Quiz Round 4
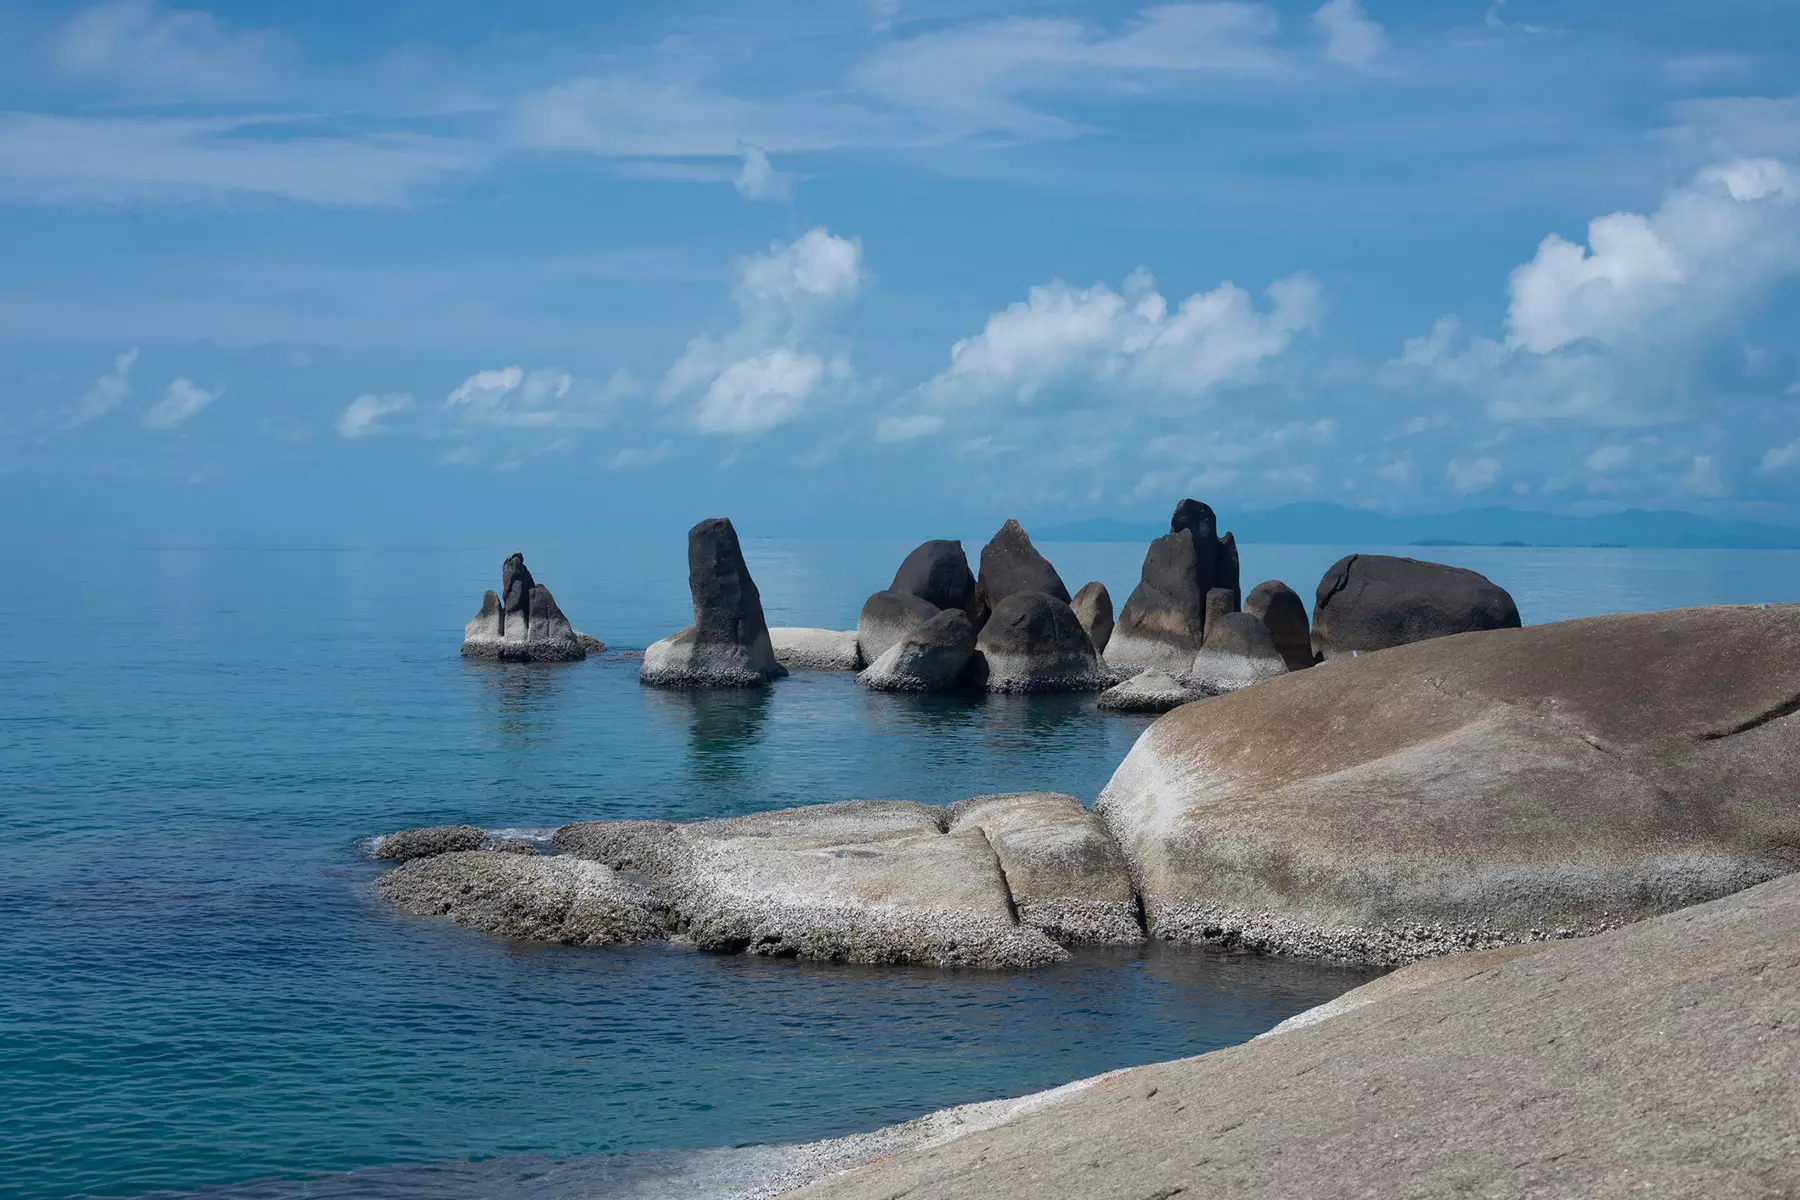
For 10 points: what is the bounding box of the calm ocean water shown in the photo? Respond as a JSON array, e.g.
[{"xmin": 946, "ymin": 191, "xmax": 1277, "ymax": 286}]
[{"xmin": 5, "ymin": 535, "xmax": 1798, "ymax": 1199}]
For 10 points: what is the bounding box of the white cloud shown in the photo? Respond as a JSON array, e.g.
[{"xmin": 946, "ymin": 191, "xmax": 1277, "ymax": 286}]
[
  {"xmin": 444, "ymin": 366, "xmax": 632, "ymax": 428},
  {"xmin": 337, "ymin": 393, "xmax": 411, "ymax": 438},
  {"xmin": 1683, "ymin": 454, "xmax": 1726, "ymax": 497},
  {"xmin": 1763, "ymin": 438, "xmax": 1800, "ymax": 473},
  {"xmin": 734, "ymin": 146, "xmax": 793, "ymax": 202},
  {"xmin": 1446, "ymin": 455, "xmax": 1502, "ymax": 493},
  {"xmin": 900, "ymin": 267, "xmax": 1321, "ymax": 420},
  {"xmin": 0, "ymin": 115, "xmax": 483, "ymax": 206},
  {"xmin": 1312, "ymin": 0, "xmax": 1387, "ymax": 69},
  {"xmin": 57, "ymin": 0, "xmax": 289, "ymax": 96},
  {"xmin": 142, "ymin": 377, "xmax": 218, "ymax": 429},
  {"xmin": 875, "ymin": 413, "xmax": 946, "ymax": 442},
  {"xmin": 608, "ymin": 440, "xmax": 674, "ymax": 469},
  {"xmin": 663, "ymin": 228, "xmax": 864, "ymax": 436},
  {"xmin": 62, "ymin": 346, "xmax": 139, "ymax": 428},
  {"xmin": 1585, "ymin": 444, "xmax": 1632, "ymax": 471}
]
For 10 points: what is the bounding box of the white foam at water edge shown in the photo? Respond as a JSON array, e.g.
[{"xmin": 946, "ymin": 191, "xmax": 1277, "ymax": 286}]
[{"xmin": 485, "ymin": 827, "xmax": 557, "ymax": 845}]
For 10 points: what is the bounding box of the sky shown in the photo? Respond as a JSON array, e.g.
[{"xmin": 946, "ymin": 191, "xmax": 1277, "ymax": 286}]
[{"xmin": 3, "ymin": 0, "xmax": 1799, "ymax": 536}]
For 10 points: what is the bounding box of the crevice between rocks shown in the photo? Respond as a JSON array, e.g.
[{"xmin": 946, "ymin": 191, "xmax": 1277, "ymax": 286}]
[
  {"xmin": 978, "ymin": 826, "xmax": 1023, "ymax": 925},
  {"xmin": 1701, "ymin": 691, "xmax": 1800, "ymax": 741}
]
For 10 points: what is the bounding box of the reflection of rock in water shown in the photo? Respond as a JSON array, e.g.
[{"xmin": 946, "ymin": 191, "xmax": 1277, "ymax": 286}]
[
  {"xmin": 645, "ymin": 687, "xmax": 771, "ymax": 778},
  {"xmin": 469, "ymin": 660, "xmax": 569, "ymax": 740}
]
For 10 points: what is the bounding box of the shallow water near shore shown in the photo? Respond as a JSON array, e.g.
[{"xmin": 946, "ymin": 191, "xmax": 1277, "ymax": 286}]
[{"xmin": 5, "ymin": 536, "xmax": 1798, "ymax": 1198}]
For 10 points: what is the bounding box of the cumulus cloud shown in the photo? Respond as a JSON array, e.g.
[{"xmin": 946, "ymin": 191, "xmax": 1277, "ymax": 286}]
[
  {"xmin": 879, "ymin": 267, "xmax": 1321, "ymax": 439},
  {"xmin": 1764, "ymin": 438, "xmax": 1800, "ymax": 473},
  {"xmin": 734, "ymin": 146, "xmax": 793, "ymax": 202},
  {"xmin": 337, "ymin": 393, "xmax": 411, "ymax": 438},
  {"xmin": 142, "ymin": 377, "xmax": 218, "ymax": 429},
  {"xmin": 1312, "ymin": 0, "xmax": 1387, "ymax": 69},
  {"xmin": 57, "ymin": 0, "xmax": 289, "ymax": 96},
  {"xmin": 663, "ymin": 228, "xmax": 863, "ymax": 436},
  {"xmin": 444, "ymin": 366, "xmax": 634, "ymax": 428},
  {"xmin": 1446, "ymin": 455, "xmax": 1502, "ymax": 493},
  {"xmin": 62, "ymin": 346, "xmax": 139, "ymax": 428}
]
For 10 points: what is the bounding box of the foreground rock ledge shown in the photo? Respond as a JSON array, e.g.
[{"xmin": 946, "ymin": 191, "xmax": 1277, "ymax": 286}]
[
  {"xmin": 781, "ymin": 870, "xmax": 1800, "ymax": 1199},
  {"xmin": 1098, "ymin": 603, "xmax": 1800, "ymax": 965}
]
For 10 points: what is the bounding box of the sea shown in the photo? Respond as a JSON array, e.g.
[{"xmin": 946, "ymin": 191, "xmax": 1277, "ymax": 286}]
[{"xmin": 5, "ymin": 534, "xmax": 1797, "ymax": 1199}]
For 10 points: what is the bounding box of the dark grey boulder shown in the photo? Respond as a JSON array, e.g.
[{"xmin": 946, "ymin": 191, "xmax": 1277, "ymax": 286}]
[
  {"xmin": 1104, "ymin": 500, "xmax": 1241, "ymax": 675},
  {"xmin": 1185, "ymin": 611, "xmax": 1289, "ymax": 695},
  {"xmin": 462, "ymin": 554, "xmax": 589, "ymax": 662},
  {"xmin": 1070, "ymin": 581, "xmax": 1113, "ymax": 653},
  {"xmin": 976, "ymin": 520, "xmax": 1069, "ymax": 616},
  {"xmin": 856, "ymin": 590, "xmax": 942, "ymax": 668},
  {"xmin": 1245, "ymin": 579, "xmax": 1313, "ymax": 671},
  {"xmin": 1204, "ymin": 586, "xmax": 1237, "ymax": 628},
  {"xmin": 1313, "ymin": 554, "xmax": 1520, "ymax": 660},
  {"xmin": 974, "ymin": 592, "xmax": 1110, "ymax": 693},
  {"xmin": 641, "ymin": 518, "xmax": 787, "ymax": 687},
  {"xmin": 859, "ymin": 609, "xmax": 978, "ymax": 692},
  {"xmin": 370, "ymin": 824, "xmax": 487, "ymax": 862},
  {"xmin": 890, "ymin": 540, "xmax": 980, "ymax": 621}
]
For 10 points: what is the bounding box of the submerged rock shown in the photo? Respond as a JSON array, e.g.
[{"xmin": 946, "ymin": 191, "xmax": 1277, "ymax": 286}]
[
  {"xmin": 641, "ymin": 518, "xmax": 787, "ymax": 688},
  {"xmin": 1098, "ymin": 604, "xmax": 1800, "ymax": 966},
  {"xmin": 1312, "ymin": 553, "xmax": 1520, "ymax": 660},
  {"xmin": 976, "ymin": 520, "xmax": 1070, "ymax": 615},
  {"xmin": 1244, "ymin": 579, "xmax": 1313, "ymax": 671},
  {"xmin": 769, "ymin": 627, "xmax": 861, "ymax": 671},
  {"xmin": 858, "ymin": 609, "xmax": 978, "ymax": 693},
  {"xmin": 461, "ymin": 552, "xmax": 590, "ymax": 663},
  {"xmin": 1070, "ymin": 581, "xmax": 1114, "ymax": 653},
  {"xmin": 1104, "ymin": 499, "xmax": 1240, "ymax": 675},
  {"xmin": 1185, "ymin": 611, "xmax": 1289, "ymax": 695},
  {"xmin": 1095, "ymin": 669, "xmax": 1205, "ymax": 714},
  {"xmin": 974, "ymin": 592, "xmax": 1110, "ymax": 693},
  {"xmin": 945, "ymin": 793, "xmax": 1142, "ymax": 944},
  {"xmin": 856, "ymin": 590, "xmax": 942, "ymax": 668},
  {"xmin": 375, "ymin": 851, "xmax": 667, "ymax": 945},
  {"xmin": 370, "ymin": 824, "xmax": 487, "ymax": 862}
]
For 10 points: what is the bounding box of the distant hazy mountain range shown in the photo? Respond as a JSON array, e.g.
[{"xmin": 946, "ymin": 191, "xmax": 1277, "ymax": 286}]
[{"xmin": 1037, "ymin": 503, "xmax": 1800, "ymax": 549}]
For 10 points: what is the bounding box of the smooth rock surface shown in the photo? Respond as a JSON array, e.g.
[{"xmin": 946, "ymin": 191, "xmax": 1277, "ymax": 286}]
[
  {"xmin": 975, "ymin": 520, "xmax": 1069, "ymax": 614},
  {"xmin": 1104, "ymin": 499, "xmax": 1240, "ymax": 675},
  {"xmin": 641, "ymin": 518, "xmax": 787, "ymax": 688},
  {"xmin": 973, "ymin": 592, "xmax": 1110, "ymax": 694},
  {"xmin": 375, "ymin": 851, "xmax": 667, "ymax": 945},
  {"xmin": 888, "ymin": 540, "xmax": 980, "ymax": 621},
  {"xmin": 369, "ymin": 824, "xmax": 487, "ymax": 862},
  {"xmin": 1070, "ymin": 581, "xmax": 1113, "ymax": 653},
  {"xmin": 945, "ymin": 793, "xmax": 1142, "ymax": 944},
  {"xmin": 1184, "ymin": 611, "xmax": 1289, "ymax": 695},
  {"xmin": 1098, "ymin": 605, "xmax": 1800, "ymax": 966},
  {"xmin": 769, "ymin": 628, "xmax": 861, "ymax": 671},
  {"xmin": 1095, "ymin": 669, "xmax": 1205, "ymax": 714},
  {"xmin": 1245, "ymin": 579, "xmax": 1314, "ymax": 671},
  {"xmin": 1313, "ymin": 552, "xmax": 1521, "ymax": 660},
  {"xmin": 854, "ymin": 590, "xmax": 941, "ymax": 668},
  {"xmin": 787, "ymin": 871, "xmax": 1800, "ymax": 1200},
  {"xmin": 857, "ymin": 609, "xmax": 977, "ymax": 693}
]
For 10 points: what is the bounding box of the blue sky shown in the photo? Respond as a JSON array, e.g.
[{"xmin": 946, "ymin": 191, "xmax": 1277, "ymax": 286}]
[{"xmin": 3, "ymin": 0, "xmax": 1799, "ymax": 535}]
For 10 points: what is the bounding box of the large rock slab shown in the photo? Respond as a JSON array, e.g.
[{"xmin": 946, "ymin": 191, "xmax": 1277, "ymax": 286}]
[
  {"xmin": 1070, "ymin": 581, "xmax": 1113, "ymax": 653},
  {"xmin": 369, "ymin": 824, "xmax": 487, "ymax": 862},
  {"xmin": 788, "ymin": 871, "xmax": 1800, "ymax": 1200},
  {"xmin": 1104, "ymin": 499, "xmax": 1240, "ymax": 675},
  {"xmin": 975, "ymin": 519, "xmax": 1069, "ymax": 615},
  {"xmin": 973, "ymin": 592, "xmax": 1110, "ymax": 693},
  {"xmin": 769, "ymin": 627, "xmax": 861, "ymax": 671},
  {"xmin": 945, "ymin": 793, "xmax": 1142, "ymax": 944},
  {"xmin": 1185, "ymin": 610, "xmax": 1289, "ymax": 695},
  {"xmin": 1312, "ymin": 553, "xmax": 1520, "ymax": 660},
  {"xmin": 375, "ymin": 851, "xmax": 667, "ymax": 945},
  {"xmin": 1245, "ymin": 578, "xmax": 1314, "ymax": 671},
  {"xmin": 889, "ymin": 540, "xmax": 981, "ymax": 621},
  {"xmin": 650, "ymin": 800, "xmax": 1067, "ymax": 967},
  {"xmin": 858, "ymin": 609, "xmax": 978, "ymax": 693},
  {"xmin": 855, "ymin": 590, "xmax": 941, "ymax": 668},
  {"xmin": 641, "ymin": 518, "xmax": 787, "ymax": 688},
  {"xmin": 1097, "ymin": 605, "xmax": 1800, "ymax": 966}
]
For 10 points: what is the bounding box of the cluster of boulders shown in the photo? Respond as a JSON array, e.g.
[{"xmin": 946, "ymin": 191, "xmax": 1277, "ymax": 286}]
[
  {"xmin": 392, "ymin": 602, "xmax": 1800, "ymax": 970},
  {"xmin": 460, "ymin": 552, "xmax": 603, "ymax": 662}
]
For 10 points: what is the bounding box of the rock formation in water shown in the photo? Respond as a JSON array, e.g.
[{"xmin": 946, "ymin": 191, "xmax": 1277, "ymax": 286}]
[
  {"xmin": 976, "ymin": 519, "xmax": 1070, "ymax": 614},
  {"xmin": 1104, "ymin": 500, "xmax": 1241, "ymax": 675},
  {"xmin": 856, "ymin": 590, "xmax": 943, "ymax": 668},
  {"xmin": 1098, "ymin": 604, "xmax": 1800, "ymax": 966},
  {"xmin": 889, "ymin": 540, "xmax": 982, "ymax": 624},
  {"xmin": 1186, "ymin": 611, "xmax": 1289, "ymax": 695},
  {"xmin": 858, "ymin": 609, "xmax": 978, "ymax": 692},
  {"xmin": 768, "ymin": 627, "xmax": 862, "ymax": 671},
  {"xmin": 377, "ymin": 851, "xmax": 666, "ymax": 945},
  {"xmin": 641, "ymin": 518, "xmax": 787, "ymax": 688},
  {"xmin": 370, "ymin": 824, "xmax": 487, "ymax": 862},
  {"xmin": 1070, "ymin": 581, "xmax": 1113, "ymax": 653},
  {"xmin": 1312, "ymin": 553, "xmax": 1520, "ymax": 660},
  {"xmin": 974, "ymin": 591, "xmax": 1111, "ymax": 693},
  {"xmin": 1244, "ymin": 579, "xmax": 1314, "ymax": 671},
  {"xmin": 460, "ymin": 553, "xmax": 594, "ymax": 662},
  {"xmin": 1095, "ymin": 668, "xmax": 1206, "ymax": 714}
]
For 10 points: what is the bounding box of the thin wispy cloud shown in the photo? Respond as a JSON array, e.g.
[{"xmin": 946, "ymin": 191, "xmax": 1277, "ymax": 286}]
[
  {"xmin": 142, "ymin": 377, "xmax": 218, "ymax": 429},
  {"xmin": 57, "ymin": 0, "xmax": 291, "ymax": 97}
]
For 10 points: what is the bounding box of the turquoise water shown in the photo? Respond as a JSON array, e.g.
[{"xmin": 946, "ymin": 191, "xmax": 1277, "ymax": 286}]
[{"xmin": 4, "ymin": 536, "xmax": 1797, "ymax": 1198}]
